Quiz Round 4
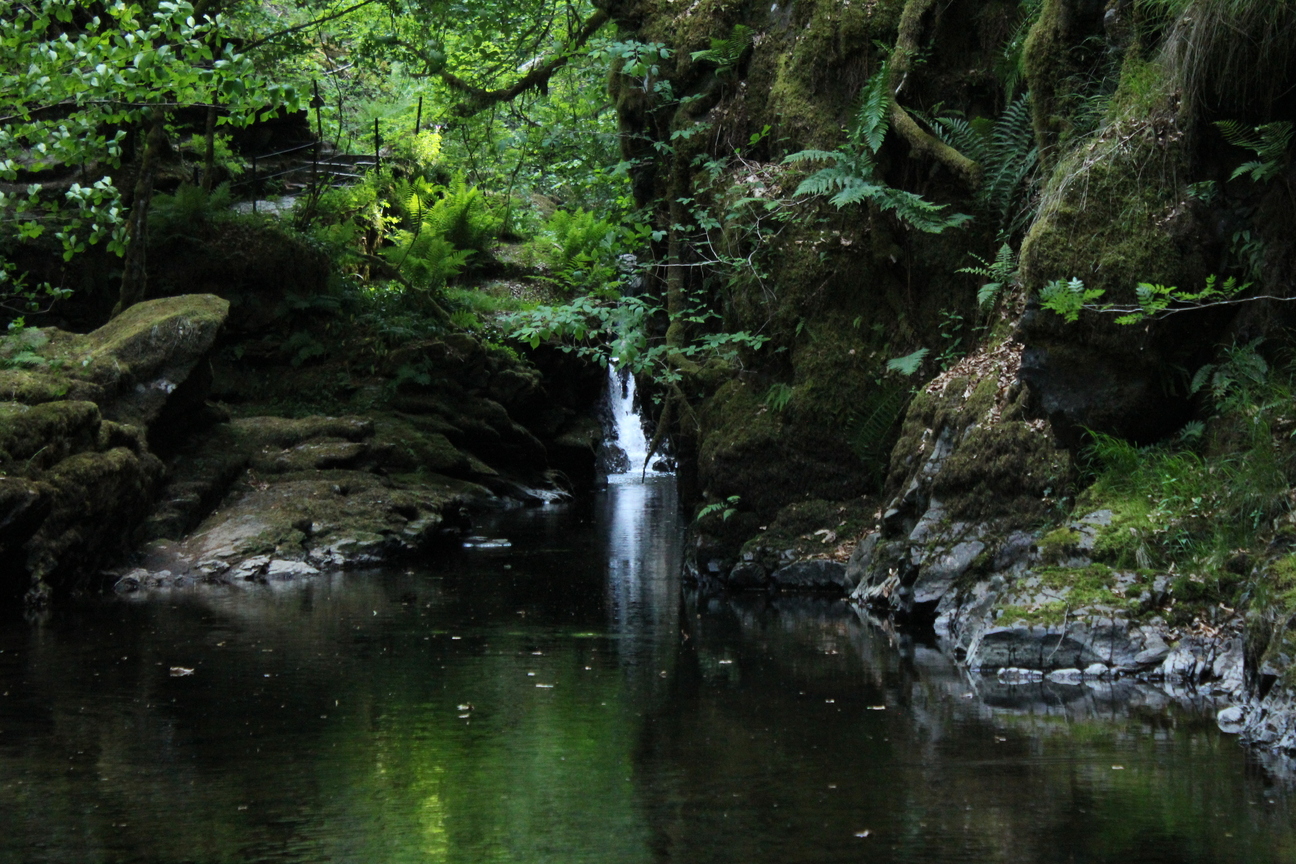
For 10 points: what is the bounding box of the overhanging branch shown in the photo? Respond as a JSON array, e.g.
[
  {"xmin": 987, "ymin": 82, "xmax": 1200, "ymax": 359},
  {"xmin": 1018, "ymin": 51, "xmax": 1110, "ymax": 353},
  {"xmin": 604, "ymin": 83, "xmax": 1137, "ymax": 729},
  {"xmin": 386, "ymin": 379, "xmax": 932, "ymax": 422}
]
[{"xmin": 438, "ymin": 10, "xmax": 609, "ymax": 118}]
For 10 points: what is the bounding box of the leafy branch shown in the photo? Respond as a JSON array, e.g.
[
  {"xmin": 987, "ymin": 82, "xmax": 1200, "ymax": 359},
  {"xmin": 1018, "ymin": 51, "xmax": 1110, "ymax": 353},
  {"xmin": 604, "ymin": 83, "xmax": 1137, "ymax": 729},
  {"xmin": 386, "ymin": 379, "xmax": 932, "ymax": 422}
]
[{"xmin": 1037, "ymin": 274, "xmax": 1296, "ymax": 325}]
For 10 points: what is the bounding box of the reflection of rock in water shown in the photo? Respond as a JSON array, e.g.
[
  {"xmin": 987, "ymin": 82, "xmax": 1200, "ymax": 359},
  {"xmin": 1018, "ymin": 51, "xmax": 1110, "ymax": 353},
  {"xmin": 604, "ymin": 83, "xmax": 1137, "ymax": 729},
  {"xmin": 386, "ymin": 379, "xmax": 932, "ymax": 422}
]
[
  {"xmin": 681, "ymin": 588, "xmax": 1229, "ymax": 733},
  {"xmin": 637, "ymin": 588, "xmax": 1293, "ymax": 864}
]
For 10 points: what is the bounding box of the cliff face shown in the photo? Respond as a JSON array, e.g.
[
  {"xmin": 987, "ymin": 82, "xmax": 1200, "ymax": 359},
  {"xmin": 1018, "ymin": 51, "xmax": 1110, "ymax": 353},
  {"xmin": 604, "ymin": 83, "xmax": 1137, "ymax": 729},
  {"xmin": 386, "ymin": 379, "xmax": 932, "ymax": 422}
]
[
  {"xmin": 598, "ymin": 0, "xmax": 1296, "ymax": 559},
  {"xmin": 600, "ymin": 0, "xmax": 1296, "ymax": 750}
]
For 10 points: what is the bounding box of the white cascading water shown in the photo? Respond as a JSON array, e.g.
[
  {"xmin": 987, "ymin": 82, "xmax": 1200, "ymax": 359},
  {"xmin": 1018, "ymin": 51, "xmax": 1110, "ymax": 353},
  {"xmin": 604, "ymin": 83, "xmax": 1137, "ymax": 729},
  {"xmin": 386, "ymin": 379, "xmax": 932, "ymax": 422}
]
[{"xmin": 606, "ymin": 365, "xmax": 664, "ymax": 480}]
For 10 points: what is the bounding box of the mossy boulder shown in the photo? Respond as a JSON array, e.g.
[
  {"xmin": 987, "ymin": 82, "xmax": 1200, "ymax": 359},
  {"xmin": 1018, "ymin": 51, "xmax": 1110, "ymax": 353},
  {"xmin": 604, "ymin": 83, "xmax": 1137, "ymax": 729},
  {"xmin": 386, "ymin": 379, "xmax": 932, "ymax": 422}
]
[
  {"xmin": 1017, "ymin": 54, "xmax": 1218, "ymax": 444},
  {"xmin": 696, "ymin": 374, "xmax": 875, "ymax": 521},
  {"xmin": 0, "ymin": 401, "xmax": 102, "ymax": 474},
  {"xmin": 148, "ymin": 218, "xmax": 329, "ymax": 333},
  {"xmin": 27, "ymin": 445, "xmax": 164, "ymax": 589},
  {"xmin": 0, "ymin": 294, "xmax": 229, "ymax": 430},
  {"xmin": 886, "ymin": 343, "xmax": 1070, "ymax": 529},
  {"xmin": 0, "ymin": 394, "xmax": 170, "ymax": 600}
]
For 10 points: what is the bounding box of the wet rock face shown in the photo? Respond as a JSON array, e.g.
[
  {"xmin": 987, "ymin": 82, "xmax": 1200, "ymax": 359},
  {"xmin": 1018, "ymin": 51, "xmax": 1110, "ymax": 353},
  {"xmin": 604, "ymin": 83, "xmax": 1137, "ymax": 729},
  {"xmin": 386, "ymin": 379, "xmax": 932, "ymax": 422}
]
[{"xmin": 1017, "ymin": 342, "xmax": 1194, "ymax": 447}]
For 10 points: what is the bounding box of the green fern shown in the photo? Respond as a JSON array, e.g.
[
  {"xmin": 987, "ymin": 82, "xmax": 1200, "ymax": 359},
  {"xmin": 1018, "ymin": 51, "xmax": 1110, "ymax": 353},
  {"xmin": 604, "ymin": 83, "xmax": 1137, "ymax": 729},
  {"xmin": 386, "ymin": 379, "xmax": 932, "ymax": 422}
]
[
  {"xmin": 783, "ymin": 64, "xmax": 971, "ymax": 233},
  {"xmin": 763, "ymin": 382, "xmax": 793, "ymax": 413},
  {"xmin": 847, "ymin": 380, "xmax": 911, "ymax": 483},
  {"xmin": 690, "ymin": 24, "xmax": 753, "ymax": 72},
  {"xmin": 148, "ymin": 182, "xmax": 235, "ymax": 241},
  {"xmin": 932, "ymin": 93, "xmax": 1037, "ymax": 231},
  {"xmin": 997, "ymin": 0, "xmax": 1045, "ymax": 97},
  {"xmin": 886, "ymin": 347, "xmax": 929, "ymax": 376},
  {"xmin": 384, "ymin": 229, "xmax": 472, "ymax": 290},
  {"xmin": 959, "ymin": 242, "xmax": 1018, "ymax": 308},
  {"xmin": 1215, "ymin": 120, "xmax": 1293, "ymax": 183}
]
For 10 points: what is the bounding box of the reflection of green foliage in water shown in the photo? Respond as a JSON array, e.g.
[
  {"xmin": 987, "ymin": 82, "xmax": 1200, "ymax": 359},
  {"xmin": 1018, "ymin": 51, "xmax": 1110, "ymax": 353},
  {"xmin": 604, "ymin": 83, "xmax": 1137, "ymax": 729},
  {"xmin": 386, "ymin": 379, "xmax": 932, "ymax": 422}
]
[{"xmin": 309, "ymin": 633, "xmax": 652, "ymax": 863}]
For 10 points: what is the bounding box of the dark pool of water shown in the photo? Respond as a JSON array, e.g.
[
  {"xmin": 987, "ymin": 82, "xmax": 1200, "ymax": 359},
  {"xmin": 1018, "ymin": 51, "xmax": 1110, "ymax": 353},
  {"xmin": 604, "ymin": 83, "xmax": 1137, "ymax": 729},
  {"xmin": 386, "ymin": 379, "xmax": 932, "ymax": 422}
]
[{"xmin": 1, "ymin": 475, "xmax": 1294, "ymax": 863}]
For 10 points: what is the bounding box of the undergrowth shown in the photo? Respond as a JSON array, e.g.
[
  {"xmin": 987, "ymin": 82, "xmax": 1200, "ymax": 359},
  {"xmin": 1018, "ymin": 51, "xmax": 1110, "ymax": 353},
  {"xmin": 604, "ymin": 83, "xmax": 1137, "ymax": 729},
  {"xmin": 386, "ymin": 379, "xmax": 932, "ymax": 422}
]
[{"xmin": 1075, "ymin": 341, "xmax": 1295, "ymax": 577}]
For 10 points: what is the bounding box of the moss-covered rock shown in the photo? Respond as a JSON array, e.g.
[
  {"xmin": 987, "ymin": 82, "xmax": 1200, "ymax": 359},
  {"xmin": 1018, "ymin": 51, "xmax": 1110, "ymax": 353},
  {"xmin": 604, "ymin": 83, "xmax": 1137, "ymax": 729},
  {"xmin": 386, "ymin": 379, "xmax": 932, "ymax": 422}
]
[
  {"xmin": 0, "ymin": 401, "xmax": 102, "ymax": 474},
  {"xmin": 26, "ymin": 445, "xmax": 164, "ymax": 598},
  {"xmin": 1017, "ymin": 50, "xmax": 1222, "ymax": 444},
  {"xmin": 0, "ymin": 294, "xmax": 229, "ymax": 430},
  {"xmin": 148, "ymin": 218, "xmax": 329, "ymax": 334}
]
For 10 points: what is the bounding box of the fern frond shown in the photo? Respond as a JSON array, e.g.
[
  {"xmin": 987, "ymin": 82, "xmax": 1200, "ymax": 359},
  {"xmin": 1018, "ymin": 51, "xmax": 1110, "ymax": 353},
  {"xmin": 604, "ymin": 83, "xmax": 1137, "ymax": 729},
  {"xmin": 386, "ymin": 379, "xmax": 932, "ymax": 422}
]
[
  {"xmin": 1216, "ymin": 120, "xmax": 1293, "ymax": 183},
  {"xmin": 782, "ymin": 149, "xmax": 844, "ymax": 165},
  {"xmin": 872, "ymin": 187, "xmax": 972, "ymax": 233},
  {"xmin": 846, "ymin": 380, "xmax": 911, "ymax": 480},
  {"xmin": 827, "ymin": 179, "xmax": 885, "ymax": 208},
  {"xmin": 793, "ymin": 167, "xmax": 858, "ymax": 198},
  {"xmin": 1215, "ymin": 119, "xmax": 1265, "ymax": 152},
  {"xmin": 933, "ymin": 115, "xmax": 989, "ymax": 165},
  {"xmin": 689, "ymin": 23, "xmax": 753, "ymax": 69},
  {"xmin": 853, "ymin": 61, "xmax": 892, "ymax": 154}
]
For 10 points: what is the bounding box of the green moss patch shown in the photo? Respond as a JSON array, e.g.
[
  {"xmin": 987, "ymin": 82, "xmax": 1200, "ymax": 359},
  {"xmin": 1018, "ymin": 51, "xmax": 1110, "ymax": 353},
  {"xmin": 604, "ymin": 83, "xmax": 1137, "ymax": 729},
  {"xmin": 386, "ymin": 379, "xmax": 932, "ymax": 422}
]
[{"xmin": 996, "ymin": 563, "xmax": 1147, "ymax": 625}]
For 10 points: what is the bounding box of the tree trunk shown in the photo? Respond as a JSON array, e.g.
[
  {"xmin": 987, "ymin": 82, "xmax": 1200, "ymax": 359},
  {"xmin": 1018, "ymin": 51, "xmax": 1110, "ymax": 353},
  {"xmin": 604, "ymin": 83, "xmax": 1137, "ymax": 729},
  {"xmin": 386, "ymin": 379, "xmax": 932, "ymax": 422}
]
[
  {"xmin": 201, "ymin": 100, "xmax": 217, "ymax": 192},
  {"xmin": 113, "ymin": 121, "xmax": 166, "ymax": 317}
]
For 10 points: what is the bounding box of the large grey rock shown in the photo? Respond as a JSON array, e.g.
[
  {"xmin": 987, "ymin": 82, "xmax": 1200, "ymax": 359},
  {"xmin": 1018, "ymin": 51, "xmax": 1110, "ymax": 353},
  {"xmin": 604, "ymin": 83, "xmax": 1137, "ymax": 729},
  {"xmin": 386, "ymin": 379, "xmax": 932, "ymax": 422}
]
[
  {"xmin": 844, "ymin": 532, "xmax": 880, "ymax": 588},
  {"xmin": 727, "ymin": 561, "xmax": 768, "ymax": 590},
  {"xmin": 911, "ymin": 540, "xmax": 985, "ymax": 604}
]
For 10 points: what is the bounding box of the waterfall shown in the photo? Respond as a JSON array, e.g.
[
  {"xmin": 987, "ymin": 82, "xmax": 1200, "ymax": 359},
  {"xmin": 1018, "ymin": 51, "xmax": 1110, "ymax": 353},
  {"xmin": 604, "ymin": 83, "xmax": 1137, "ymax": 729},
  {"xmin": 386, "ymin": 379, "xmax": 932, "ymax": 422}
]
[{"xmin": 605, "ymin": 365, "xmax": 667, "ymax": 480}]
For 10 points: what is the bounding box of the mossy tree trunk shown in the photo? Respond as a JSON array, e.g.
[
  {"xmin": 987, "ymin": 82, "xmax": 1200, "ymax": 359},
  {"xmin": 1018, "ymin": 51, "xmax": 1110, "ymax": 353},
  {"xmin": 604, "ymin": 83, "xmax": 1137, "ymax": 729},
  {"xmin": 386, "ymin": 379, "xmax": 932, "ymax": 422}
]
[{"xmin": 113, "ymin": 120, "xmax": 166, "ymax": 318}]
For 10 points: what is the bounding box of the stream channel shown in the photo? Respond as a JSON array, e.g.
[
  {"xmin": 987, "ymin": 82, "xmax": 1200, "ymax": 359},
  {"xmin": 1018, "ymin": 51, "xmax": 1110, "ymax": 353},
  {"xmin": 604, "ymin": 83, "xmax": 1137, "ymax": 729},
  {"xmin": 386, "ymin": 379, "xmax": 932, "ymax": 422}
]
[{"xmin": 1, "ymin": 373, "xmax": 1296, "ymax": 863}]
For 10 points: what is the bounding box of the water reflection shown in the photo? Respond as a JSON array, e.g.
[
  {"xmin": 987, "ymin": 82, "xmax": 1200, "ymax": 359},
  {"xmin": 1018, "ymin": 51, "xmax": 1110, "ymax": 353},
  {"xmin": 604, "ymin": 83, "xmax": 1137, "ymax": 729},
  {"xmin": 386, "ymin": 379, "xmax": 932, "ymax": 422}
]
[
  {"xmin": 602, "ymin": 475, "xmax": 680, "ymax": 675},
  {"xmin": 0, "ymin": 480, "xmax": 1293, "ymax": 863}
]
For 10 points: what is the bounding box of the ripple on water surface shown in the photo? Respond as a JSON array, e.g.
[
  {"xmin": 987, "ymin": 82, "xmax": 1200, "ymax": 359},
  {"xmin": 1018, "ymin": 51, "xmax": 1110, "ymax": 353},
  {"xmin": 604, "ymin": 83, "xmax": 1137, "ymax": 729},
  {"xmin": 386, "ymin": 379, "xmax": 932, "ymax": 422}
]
[{"xmin": 0, "ymin": 476, "xmax": 1292, "ymax": 863}]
